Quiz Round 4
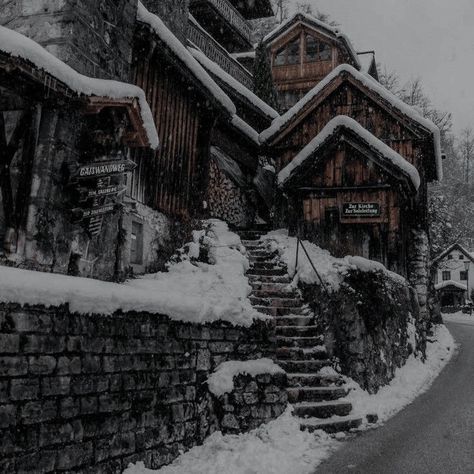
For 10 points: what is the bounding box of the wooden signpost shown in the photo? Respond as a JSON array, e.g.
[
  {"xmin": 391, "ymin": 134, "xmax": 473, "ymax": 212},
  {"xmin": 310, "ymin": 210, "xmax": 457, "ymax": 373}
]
[{"xmin": 68, "ymin": 158, "xmax": 136, "ymax": 235}]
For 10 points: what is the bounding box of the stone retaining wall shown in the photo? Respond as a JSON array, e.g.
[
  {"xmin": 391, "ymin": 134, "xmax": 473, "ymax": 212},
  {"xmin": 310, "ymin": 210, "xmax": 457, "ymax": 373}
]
[{"xmin": 0, "ymin": 303, "xmax": 276, "ymax": 473}]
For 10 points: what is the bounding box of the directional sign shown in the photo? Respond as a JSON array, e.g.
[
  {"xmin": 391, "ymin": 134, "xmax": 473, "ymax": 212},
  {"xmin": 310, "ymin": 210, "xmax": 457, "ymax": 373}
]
[
  {"xmin": 70, "ymin": 159, "xmax": 136, "ymax": 180},
  {"xmin": 72, "ymin": 203, "xmax": 116, "ymax": 221},
  {"xmin": 77, "ymin": 184, "xmax": 127, "ymax": 202},
  {"xmin": 342, "ymin": 203, "xmax": 381, "ymax": 217}
]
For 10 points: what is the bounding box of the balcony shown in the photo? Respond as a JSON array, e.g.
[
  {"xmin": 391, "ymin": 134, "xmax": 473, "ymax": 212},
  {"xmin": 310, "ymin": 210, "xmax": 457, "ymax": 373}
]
[
  {"xmin": 189, "ymin": 0, "xmax": 252, "ymax": 52},
  {"xmin": 227, "ymin": 0, "xmax": 274, "ymax": 19},
  {"xmin": 188, "ymin": 18, "xmax": 254, "ymax": 90}
]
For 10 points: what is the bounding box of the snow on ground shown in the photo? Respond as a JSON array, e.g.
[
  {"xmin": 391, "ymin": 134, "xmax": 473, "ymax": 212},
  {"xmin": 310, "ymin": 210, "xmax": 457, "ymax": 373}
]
[
  {"xmin": 443, "ymin": 311, "xmax": 474, "ymax": 325},
  {"xmin": 261, "ymin": 229, "xmax": 406, "ymax": 291},
  {"xmin": 124, "ymin": 325, "xmax": 454, "ymax": 474},
  {"xmin": 207, "ymin": 359, "xmax": 284, "ymax": 396},
  {"xmin": 0, "ymin": 26, "xmax": 159, "ymax": 149},
  {"xmin": 123, "ymin": 407, "xmax": 337, "ymax": 474},
  {"xmin": 345, "ymin": 324, "xmax": 455, "ymax": 426},
  {"xmin": 0, "ymin": 220, "xmax": 266, "ymax": 327}
]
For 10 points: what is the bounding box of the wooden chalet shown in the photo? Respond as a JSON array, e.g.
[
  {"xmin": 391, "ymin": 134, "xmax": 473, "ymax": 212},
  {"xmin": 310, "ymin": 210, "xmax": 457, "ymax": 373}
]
[
  {"xmin": 279, "ymin": 116, "xmax": 420, "ymax": 274},
  {"xmin": 256, "ymin": 15, "xmax": 442, "ymax": 295},
  {"xmin": 262, "ymin": 13, "xmax": 361, "ymax": 110}
]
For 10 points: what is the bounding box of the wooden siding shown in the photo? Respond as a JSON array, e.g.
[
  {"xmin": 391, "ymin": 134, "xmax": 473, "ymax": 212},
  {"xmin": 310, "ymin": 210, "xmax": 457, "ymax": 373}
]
[
  {"xmin": 130, "ymin": 52, "xmax": 211, "ymax": 217},
  {"xmin": 269, "ymin": 24, "xmax": 350, "ymax": 108},
  {"xmin": 294, "ymin": 145, "xmax": 410, "ymax": 275},
  {"xmin": 274, "ymin": 78, "xmax": 422, "ymax": 173}
]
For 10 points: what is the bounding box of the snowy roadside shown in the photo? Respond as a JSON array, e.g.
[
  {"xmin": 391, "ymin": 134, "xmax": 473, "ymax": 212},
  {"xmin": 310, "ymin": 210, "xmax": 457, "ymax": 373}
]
[
  {"xmin": 124, "ymin": 325, "xmax": 454, "ymax": 474},
  {"xmin": 443, "ymin": 311, "xmax": 474, "ymax": 326}
]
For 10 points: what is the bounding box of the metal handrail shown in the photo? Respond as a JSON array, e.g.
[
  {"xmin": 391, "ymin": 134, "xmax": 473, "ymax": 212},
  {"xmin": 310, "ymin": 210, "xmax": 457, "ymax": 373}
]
[{"xmin": 295, "ymin": 235, "xmax": 330, "ymax": 298}]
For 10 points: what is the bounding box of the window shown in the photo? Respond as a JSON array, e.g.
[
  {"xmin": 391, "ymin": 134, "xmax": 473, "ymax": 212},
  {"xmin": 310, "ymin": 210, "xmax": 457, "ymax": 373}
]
[
  {"xmin": 460, "ymin": 271, "xmax": 468, "ymax": 281},
  {"xmin": 459, "ymin": 254, "xmax": 464, "ymax": 260},
  {"xmin": 273, "ymin": 38, "xmax": 300, "ymax": 66},
  {"xmin": 305, "ymin": 34, "xmax": 332, "ymax": 62},
  {"xmin": 130, "ymin": 221, "xmax": 144, "ymax": 265},
  {"xmin": 448, "ymin": 255, "xmax": 453, "ymax": 260},
  {"xmin": 442, "ymin": 271, "xmax": 451, "ymax": 281}
]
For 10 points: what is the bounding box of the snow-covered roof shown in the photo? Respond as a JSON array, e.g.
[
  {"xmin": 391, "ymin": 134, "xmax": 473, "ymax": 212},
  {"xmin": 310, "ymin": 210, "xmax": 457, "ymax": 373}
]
[
  {"xmin": 278, "ymin": 115, "xmax": 421, "ymax": 190},
  {"xmin": 0, "ymin": 25, "xmax": 159, "ymax": 149},
  {"xmin": 231, "ymin": 115, "xmax": 260, "ymax": 145},
  {"xmin": 262, "ymin": 12, "xmax": 361, "ymax": 70},
  {"xmin": 357, "ymin": 52, "xmax": 376, "ymax": 75},
  {"xmin": 432, "ymin": 242, "xmax": 474, "ymax": 265},
  {"xmin": 189, "ymin": 47, "xmax": 279, "ymax": 120},
  {"xmin": 137, "ymin": 2, "xmax": 236, "ymax": 116},
  {"xmin": 260, "ymin": 64, "xmax": 442, "ymax": 181},
  {"xmin": 435, "ymin": 280, "xmax": 467, "ymax": 291}
]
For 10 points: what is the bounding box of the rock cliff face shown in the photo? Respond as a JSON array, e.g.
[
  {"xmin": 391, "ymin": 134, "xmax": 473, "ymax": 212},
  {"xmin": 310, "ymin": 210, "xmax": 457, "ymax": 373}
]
[{"xmin": 304, "ymin": 269, "xmax": 424, "ymax": 393}]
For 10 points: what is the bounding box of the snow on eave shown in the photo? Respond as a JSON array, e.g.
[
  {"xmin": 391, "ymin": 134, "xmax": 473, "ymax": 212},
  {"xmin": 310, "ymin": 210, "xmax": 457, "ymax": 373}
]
[
  {"xmin": 231, "ymin": 115, "xmax": 260, "ymax": 145},
  {"xmin": 434, "ymin": 280, "xmax": 467, "ymax": 291},
  {"xmin": 262, "ymin": 12, "xmax": 361, "ymax": 70},
  {"xmin": 261, "ymin": 64, "xmax": 442, "ymax": 181},
  {"xmin": 0, "ymin": 25, "xmax": 159, "ymax": 149},
  {"xmin": 137, "ymin": 2, "xmax": 236, "ymax": 116},
  {"xmin": 231, "ymin": 51, "xmax": 256, "ymax": 59},
  {"xmin": 432, "ymin": 242, "xmax": 474, "ymax": 265},
  {"xmin": 278, "ymin": 115, "xmax": 421, "ymax": 191},
  {"xmin": 189, "ymin": 47, "xmax": 279, "ymax": 120}
]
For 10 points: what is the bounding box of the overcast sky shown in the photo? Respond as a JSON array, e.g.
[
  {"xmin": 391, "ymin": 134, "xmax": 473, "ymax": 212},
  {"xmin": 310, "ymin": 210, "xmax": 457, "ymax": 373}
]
[{"xmin": 288, "ymin": 0, "xmax": 474, "ymax": 134}]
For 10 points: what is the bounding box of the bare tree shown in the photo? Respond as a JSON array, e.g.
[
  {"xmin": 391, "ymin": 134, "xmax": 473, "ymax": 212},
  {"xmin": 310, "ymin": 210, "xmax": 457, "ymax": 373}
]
[
  {"xmin": 271, "ymin": 0, "xmax": 290, "ymax": 23},
  {"xmin": 459, "ymin": 128, "xmax": 474, "ymax": 184}
]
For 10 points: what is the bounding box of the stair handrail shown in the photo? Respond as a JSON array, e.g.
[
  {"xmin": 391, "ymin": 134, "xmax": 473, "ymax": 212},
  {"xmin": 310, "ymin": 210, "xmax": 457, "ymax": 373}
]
[{"xmin": 295, "ymin": 235, "xmax": 330, "ymax": 298}]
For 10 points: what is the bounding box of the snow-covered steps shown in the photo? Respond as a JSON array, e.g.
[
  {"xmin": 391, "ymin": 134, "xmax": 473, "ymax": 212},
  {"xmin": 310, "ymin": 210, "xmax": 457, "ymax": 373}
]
[
  {"xmin": 275, "ymin": 335, "xmax": 325, "ymax": 347},
  {"xmin": 276, "ymin": 346, "xmax": 327, "ymax": 360},
  {"xmin": 239, "ymin": 227, "xmax": 359, "ymax": 435},
  {"xmin": 287, "ymin": 373, "xmax": 343, "ymax": 388},
  {"xmin": 276, "ymin": 325, "xmax": 322, "ymax": 338},
  {"xmin": 250, "ymin": 296, "xmax": 303, "ymax": 307},
  {"xmin": 287, "ymin": 386, "xmax": 350, "ymax": 403},
  {"xmin": 301, "ymin": 415, "xmax": 363, "ymax": 434},
  {"xmin": 277, "ymin": 359, "xmax": 329, "ymax": 373},
  {"xmin": 293, "ymin": 400, "xmax": 353, "ymax": 419}
]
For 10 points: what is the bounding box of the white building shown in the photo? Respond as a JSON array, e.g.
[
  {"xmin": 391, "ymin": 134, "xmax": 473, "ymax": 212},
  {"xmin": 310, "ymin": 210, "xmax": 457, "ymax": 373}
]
[{"xmin": 433, "ymin": 243, "xmax": 474, "ymax": 307}]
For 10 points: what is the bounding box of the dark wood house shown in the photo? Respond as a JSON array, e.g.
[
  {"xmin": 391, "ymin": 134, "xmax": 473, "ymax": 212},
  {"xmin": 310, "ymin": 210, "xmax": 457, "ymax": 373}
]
[
  {"xmin": 262, "ymin": 12, "xmax": 361, "ymax": 110},
  {"xmin": 278, "ymin": 116, "xmax": 420, "ymax": 275}
]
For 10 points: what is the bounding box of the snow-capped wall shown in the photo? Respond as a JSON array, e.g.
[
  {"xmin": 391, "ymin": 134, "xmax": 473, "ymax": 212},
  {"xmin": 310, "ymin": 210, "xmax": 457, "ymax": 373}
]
[{"xmin": 0, "ymin": 301, "xmax": 274, "ymax": 472}]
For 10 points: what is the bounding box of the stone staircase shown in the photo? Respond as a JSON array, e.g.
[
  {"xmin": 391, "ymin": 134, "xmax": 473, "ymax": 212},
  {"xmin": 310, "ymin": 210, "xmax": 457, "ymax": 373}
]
[{"xmin": 239, "ymin": 227, "xmax": 363, "ymax": 434}]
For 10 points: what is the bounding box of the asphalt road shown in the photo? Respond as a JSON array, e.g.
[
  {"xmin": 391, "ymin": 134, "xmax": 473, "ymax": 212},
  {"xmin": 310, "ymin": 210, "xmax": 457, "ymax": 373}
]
[{"xmin": 314, "ymin": 321, "xmax": 474, "ymax": 474}]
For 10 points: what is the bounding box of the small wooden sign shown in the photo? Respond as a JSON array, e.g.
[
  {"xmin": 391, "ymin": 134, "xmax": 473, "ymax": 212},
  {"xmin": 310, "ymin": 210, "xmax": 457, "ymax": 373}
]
[
  {"xmin": 77, "ymin": 184, "xmax": 127, "ymax": 202},
  {"xmin": 72, "ymin": 203, "xmax": 116, "ymax": 221},
  {"xmin": 71, "ymin": 159, "xmax": 136, "ymax": 180},
  {"xmin": 342, "ymin": 203, "xmax": 381, "ymax": 217}
]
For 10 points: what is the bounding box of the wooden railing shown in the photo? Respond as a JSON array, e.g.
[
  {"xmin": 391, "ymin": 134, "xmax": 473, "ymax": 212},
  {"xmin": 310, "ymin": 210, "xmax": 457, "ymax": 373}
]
[
  {"xmin": 188, "ymin": 19, "xmax": 254, "ymax": 90},
  {"xmin": 190, "ymin": 0, "xmax": 252, "ymax": 43}
]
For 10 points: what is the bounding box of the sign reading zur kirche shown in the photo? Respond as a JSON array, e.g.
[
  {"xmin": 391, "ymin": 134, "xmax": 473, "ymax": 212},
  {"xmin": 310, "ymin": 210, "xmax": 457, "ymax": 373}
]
[{"xmin": 342, "ymin": 203, "xmax": 381, "ymax": 217}]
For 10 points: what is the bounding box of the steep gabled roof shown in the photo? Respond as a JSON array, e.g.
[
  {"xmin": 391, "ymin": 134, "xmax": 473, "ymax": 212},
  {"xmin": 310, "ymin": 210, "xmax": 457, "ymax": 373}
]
[
  {"xmin": 432, "ymin": 243, "xmax": 474, "ymax": 265},
  {"xmin": 260, "ymin": 64, "xmax": 442, "ymax": 181},
  {"xmin": 262, "ymin": 12, "xmax": 361, "ymax": 70},
  {"xmin": 0, "ymin": 25, "xmax": 159, "ymax": 149},
  {"xmin": 189, "ymin": 47, "xmax": 279, "ymax": 121},
  {"xmin": 137, "ymin": 2, "xmax": 236, "ymax": 117},
  {"xmin": 278, "ymin": 116, "xmax": 421, "ymax": 191}
]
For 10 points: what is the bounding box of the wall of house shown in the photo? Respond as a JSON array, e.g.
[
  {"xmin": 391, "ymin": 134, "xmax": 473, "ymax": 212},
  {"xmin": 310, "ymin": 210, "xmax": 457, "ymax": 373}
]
[
  {"xmin": 268, "ymin": 24, "xmax": 354, "ymax": 109},
  {"xmin": 0, "ymin": 0, "xmax": 137, "ymax": 81},
  {"xmin": 0, "ymin": 302, "xmax": 278, "ymax": 473},
  {"xmin": 435, "ymin": 249, "xmax": 474, "ymax": 302},
  {"xmin": 132, "ymin": 34, "xmax": 213, "ymax": 218},
  {"xmin": 291, "ymin": 144, "xmax": 410, "ymax": 275}
]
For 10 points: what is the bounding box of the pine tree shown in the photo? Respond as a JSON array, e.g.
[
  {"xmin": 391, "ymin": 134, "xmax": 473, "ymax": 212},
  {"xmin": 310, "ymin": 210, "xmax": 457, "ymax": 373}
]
[{"xmin": 253, "ymin": 42, "xmax": 280, "ymax": 112}]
